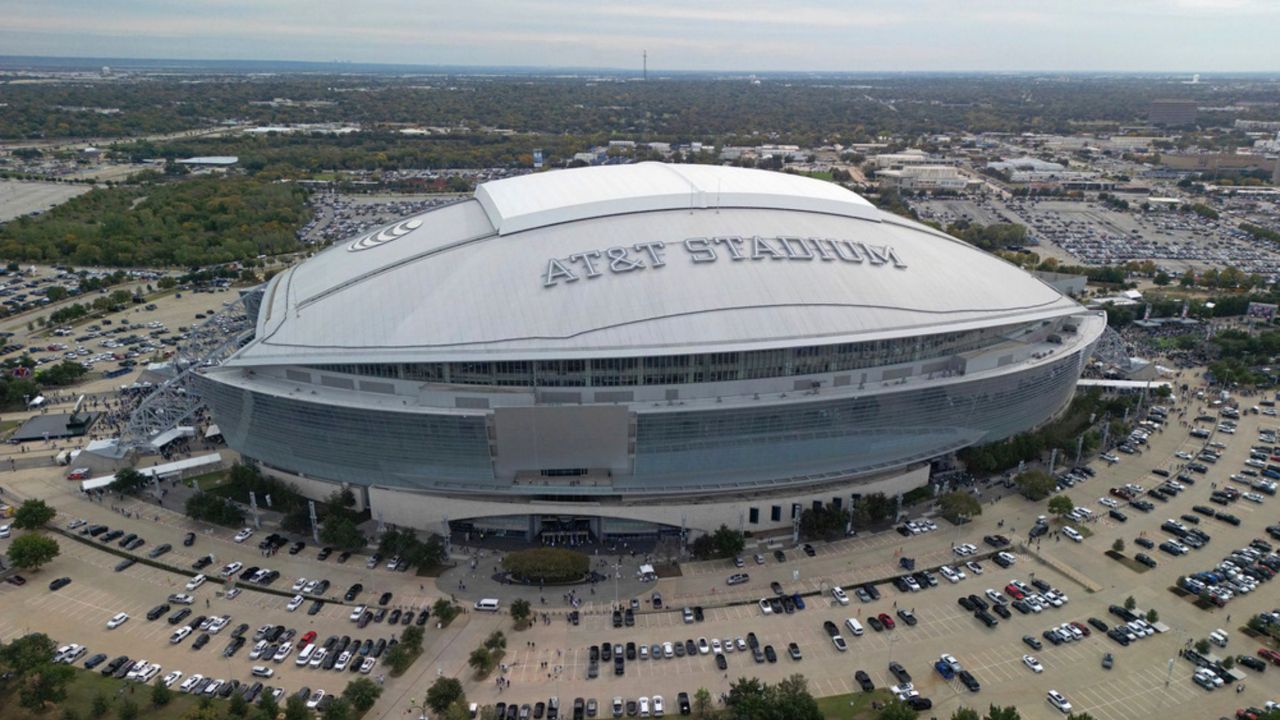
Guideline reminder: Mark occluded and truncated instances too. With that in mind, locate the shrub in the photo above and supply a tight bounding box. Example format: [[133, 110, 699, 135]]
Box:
[[501, 548, 589, 583]]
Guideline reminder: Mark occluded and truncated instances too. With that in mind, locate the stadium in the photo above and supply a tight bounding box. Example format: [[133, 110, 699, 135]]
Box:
[[195, 163, 1106, 542]]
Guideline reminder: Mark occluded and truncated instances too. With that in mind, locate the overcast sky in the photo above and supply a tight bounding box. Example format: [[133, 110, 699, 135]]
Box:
[[2, 0, 1276, 73]]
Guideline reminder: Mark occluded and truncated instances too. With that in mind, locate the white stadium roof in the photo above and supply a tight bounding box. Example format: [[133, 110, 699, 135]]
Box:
[[235, 163, 1082, 366]]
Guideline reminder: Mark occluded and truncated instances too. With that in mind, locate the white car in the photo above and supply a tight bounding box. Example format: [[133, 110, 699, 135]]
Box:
[[758, 598, 773, 615], [287, 595, 304, 612], [170, 626, 193, 644], [711, 638, 722, 654], [169, 593, 194, 605], [1176, 451, 1193, 460], [138, 664, 161, 683], [303, 579, 320, 594], [208, 615, 230, 634], [939, 654, 961, 672], [1062, 527, 1083, 543], [697, 637, 710, 655], [162, 671, 183, 688], [349, 605, 366, 621], [220, 562, 243, 577], [178, 674, 203, 693], [1244, 492, 1265, 503], [233, 528, 254, 543], [966, 561, 984, 575], [0, 524, 10, 538], [831, 586, 849, 605], [359, 656, 376, 674], [335, 651, 352, 671], [66, 518, 87, 530], [251, 665, 274, 678], [1098, 497, 1119, 508], [1047, 690, 1072, 713], [1023, 655, 1044, 673], [185, 574, 206, 591], [273, 644, 293, 662], [249, 640, 268, 660], [107, 612, 129, 629], [225, 587, 241, 600], [638, 697, 650, 717], [291, 578, 308, 593], [203, 679, 223, 696], [652, 695, 664, 716]]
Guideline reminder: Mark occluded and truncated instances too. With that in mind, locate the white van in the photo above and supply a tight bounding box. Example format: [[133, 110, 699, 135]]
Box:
[[474, 598, 501, 612], [844, 618, 864, 636], [296, 644, 316, 666], [1209, 629, 1229, 647]]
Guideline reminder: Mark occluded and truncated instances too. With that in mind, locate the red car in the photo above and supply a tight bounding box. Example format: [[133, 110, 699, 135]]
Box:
[[878, 613, 895, 630], [297, 631, 317, 649], [1259, 648, 1280, 666], [1004, 584, 1024, 599], [1070, 621, 1091, 637]]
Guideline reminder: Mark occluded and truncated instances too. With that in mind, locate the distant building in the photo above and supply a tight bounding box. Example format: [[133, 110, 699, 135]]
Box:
[[873, 149, 932, 169], [178, 156, 239, 167], [877, 165, 973, 192], [1149, 100, 1197, 127], [1160, 152, 1277, 175]]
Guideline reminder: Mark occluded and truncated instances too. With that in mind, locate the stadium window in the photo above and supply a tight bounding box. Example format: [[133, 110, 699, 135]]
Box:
[[748, 507, 759, 525], [770, 505, 781, 522]]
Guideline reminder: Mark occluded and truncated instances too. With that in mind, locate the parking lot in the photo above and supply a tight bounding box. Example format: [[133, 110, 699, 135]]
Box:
[[3, 365, 1280, 719]]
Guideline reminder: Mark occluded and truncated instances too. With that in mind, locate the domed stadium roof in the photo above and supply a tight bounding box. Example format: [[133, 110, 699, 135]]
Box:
[[236, 163, 1082, 366]]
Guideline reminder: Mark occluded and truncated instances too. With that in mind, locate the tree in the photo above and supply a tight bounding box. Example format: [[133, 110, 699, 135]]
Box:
[[321, 697, 353, 720], [985, 706, 1022, 720], [425, 677, 465, 714], [501, 547, 588, 582], [13, 499, 56, 530], [402, 624, 425, 652], [510, 598, 531, 628], [228, 693, 249, 717], [19, 663, 74, 711], [468, 647, 493, 675], [320, 516, 366, 551], [712, 524, 746, 558], [1112, 538, 1124, 553], [116, 699, 139, 720], [1146, 608, 1159, 623], [877, 699, 919, 720], [90, 692, 110, 719], [0, 632, 58, 675], [1047, 494, 1075, 518], [433, 597, 459, 625], [110, 467, 150, 495], [952, 709, 981, 720], [284, 695, 310, 720], [692, 688, 713, 718], [1153, 271, 1170, 286], [1195, 638, 1211, 654], [1124, 596, 1136, 611], [152, 677, 173, 707], [256, 692, 280, 720], [938, 491, 982, 523], [62, 708, 81, 720], [483, 630, 506, 651], [343, 677, 383, 713], [1015, 470, 1056, 501], [8, 533, 60, 571]]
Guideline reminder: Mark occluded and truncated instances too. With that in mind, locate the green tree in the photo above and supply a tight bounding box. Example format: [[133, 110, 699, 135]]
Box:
[[985, 706, 1022, 720], [228, 693, 249, 717], [1015, 470, 1056, 501], [284, 695, 310, 720], [402, 624, 425, 650], [151, 677, 172, 707], [425, 677, 465, 714], [692, 688, 713, 718], [116, 699, 139, 720], [343, 677, 383, 713], [1112, 538, 1124, 553], [8, 532, 60, 571], [61, 708, 81, 720], [90, 692, 110, 719], [510, 598, 531, 628], [19, 663, 75, 711], [468, 647, 493, 675], [1047, 494, 1075, 518], [321, 697, 353, 720], [13, 498, 56, 530], [319, 516, 366, 551], [110, 467, 150, 494], [1195, 638, 1210, 654], [1146, 608, 1159, 623], [1124, 596, 1136, 611], [952, 709, 981, 720], [256, 691, 279, 720], [0, 632, 58, 675], [483, 630, 506, 651], [712, 524, 746, 558], [433, 597, 459, 625], [1153, 271, 1170, 286], [938, 491, 982, 523], [877, 699, 919, 720]]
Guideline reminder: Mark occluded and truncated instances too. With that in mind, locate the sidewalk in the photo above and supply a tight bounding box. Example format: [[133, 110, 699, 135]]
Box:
[[436, 549, 659, 613]]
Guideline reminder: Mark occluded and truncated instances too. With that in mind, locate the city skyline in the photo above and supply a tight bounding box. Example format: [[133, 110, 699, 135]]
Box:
[[2, 0, 1277, 73]]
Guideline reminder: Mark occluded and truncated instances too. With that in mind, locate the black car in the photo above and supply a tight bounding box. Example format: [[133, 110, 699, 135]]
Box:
[[1109, 509, 1128, 522], [678, 692, 691, 715], [193, 633, 210, 650], [1087, 617, 1109, 632], [715, 653, 727, 670], [855, 670, 874, 692], [193, 555, 214, 570], [897, 608, 918, 626], [957, 596, 975, 611], [308, 600, 324, 616], [318, 547, 333, 560], [906, 697, 932, 711], [1135, 537, 1155, 549], [388, 609, 402, 624], [48, 577, 71, 591], [624, 608, 634, 626], [146, 604, 171, 621], [288, 541, 306, 555], [1135, 553, 1158, 568], [693, 606, 704, 622], [416, 609, 430, 626], [1022, 635, 1042, 650], [378, 591, 393, 606], [344, 584, 363, 601], [1215, 512, 1242, 526], [168, 608, 192, 625], [338, 551, 352, 563], [992, 603, 1011, 619], [83, 653, 108, 670], [1236, 655, 1267, 672], [773, 549, 786, 562], [958, 670, 980, 692], [802, 543, 816, 557], [888, 661, 911, 684], [114, 558, 135, 572], [101, 655, 129, 676], [975, 610, 997, 627], [1193, 505, 1215, 516], [763, 645, 777, 663], [867, 615, 884, 632], [967, 594, 988, 611]]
